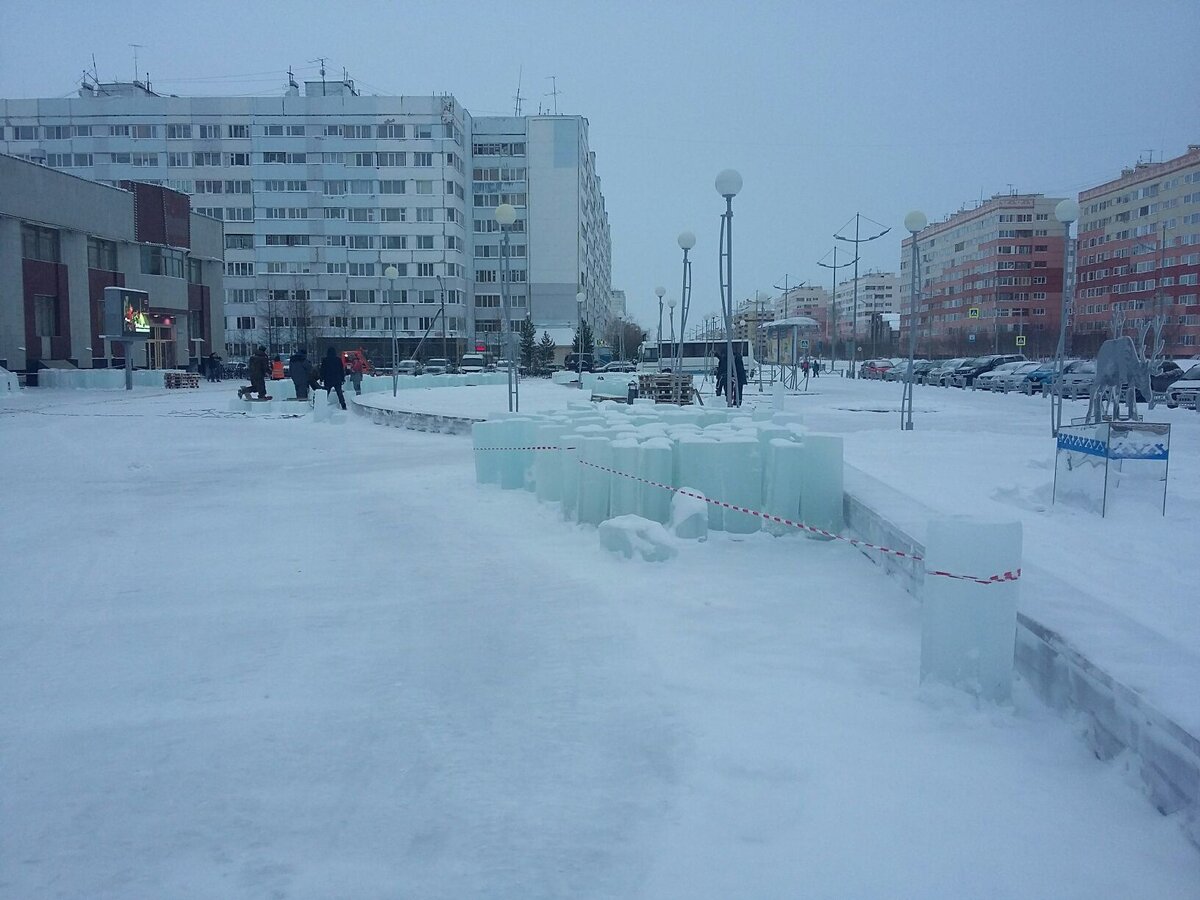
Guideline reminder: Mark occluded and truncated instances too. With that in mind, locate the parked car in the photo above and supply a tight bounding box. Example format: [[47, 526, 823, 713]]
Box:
[[458, 353, 487, 373], [395, 360, 422, 376], [991, 361, 1042, 391], [974, 361, 1030, 391], [859, 359, 894, 379], [595, 360, 637, 373], [924, 358, 967, 386], [1060, 359, 1097, 398], [956, 354, 1026, 387], [883, 359, 928, 381], [563, 353, 595, 372], [1165, 363, 1200, 408], [423, 358, 451, 375], [1150, 359, 1185, 394]]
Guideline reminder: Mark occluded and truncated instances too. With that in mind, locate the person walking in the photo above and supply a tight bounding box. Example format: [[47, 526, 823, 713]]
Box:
[[813, 359, 821, 377], [240, 346, 270, 400], [714, 347, 727, 400], [349, 354, 365, 395], [732, 350, 748, 406], [207, 352, 222, 382], [801, 359, 810, 377], [321, 346, 347, 409], [289, 348, 313, 400]]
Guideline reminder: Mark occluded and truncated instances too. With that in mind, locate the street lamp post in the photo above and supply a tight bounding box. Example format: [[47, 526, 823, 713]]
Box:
[[834, 212, 890, 378], [1051, 198, 1079, 436], [716, 169, 742, 407], [676, 232, 695, 374], [384, 265, 400, 397], [666, 296, 676, 370], [495, 202, 517, 411], [576, 290, 586, 382], [818, 246, 857, 377], [901, 210, 927, 431], [655, 285, 666, 369]]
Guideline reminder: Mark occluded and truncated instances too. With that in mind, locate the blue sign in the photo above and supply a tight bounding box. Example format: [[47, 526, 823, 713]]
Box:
[[1057, 433, 1107, 458]]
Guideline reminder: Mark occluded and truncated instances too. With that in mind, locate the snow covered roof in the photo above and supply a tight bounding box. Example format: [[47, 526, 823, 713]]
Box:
[[760, 316, 821, 331]]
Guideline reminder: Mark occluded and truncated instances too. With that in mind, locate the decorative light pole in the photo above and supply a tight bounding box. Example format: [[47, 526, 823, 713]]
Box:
[[676, 232, 695, 374], [834, 212, 890, 378], [576, 290, 586, 382], [901, 210, 927, 431], [818, 246, 857, 376], [495, 202, 517, 411], [655, 285, 666, 369], [716, 169, 742, 407], [666, 296, 677, 370], [1051, 198, 1079, 436], [384, 265, 400, 397]]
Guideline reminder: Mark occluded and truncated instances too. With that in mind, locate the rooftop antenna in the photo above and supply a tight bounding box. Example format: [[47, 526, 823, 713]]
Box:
[[309, 57, 327, 95], [513, 65, 524, 116], [1006, 183, 1015, 196], [287, 66, 299, 90], [545, 75, 561, 115], [1141, 148, 1156, 164], [129, 43, 144, 84]]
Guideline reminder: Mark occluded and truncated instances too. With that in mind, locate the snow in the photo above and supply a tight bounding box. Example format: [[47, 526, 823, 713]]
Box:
[[1, 380, 1198, 897]]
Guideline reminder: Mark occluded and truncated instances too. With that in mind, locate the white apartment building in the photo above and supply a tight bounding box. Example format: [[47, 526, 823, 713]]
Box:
[[833, 271, 900, 342], [0, 78, 613, 363]]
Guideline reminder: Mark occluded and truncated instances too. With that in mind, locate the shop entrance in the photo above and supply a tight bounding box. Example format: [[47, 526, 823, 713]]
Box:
[[145, 322, 176, 369]]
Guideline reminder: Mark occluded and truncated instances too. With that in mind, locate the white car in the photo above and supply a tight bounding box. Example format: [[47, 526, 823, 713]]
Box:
[[423, 358, 451, 375], [458, 354, 487, 373]]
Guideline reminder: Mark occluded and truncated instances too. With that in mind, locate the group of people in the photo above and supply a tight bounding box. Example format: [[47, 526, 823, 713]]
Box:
[[203, 353, 222, 382], [714, 347, 748, 406], [801, 359, 822, 377], [239, 346, 352, 409]]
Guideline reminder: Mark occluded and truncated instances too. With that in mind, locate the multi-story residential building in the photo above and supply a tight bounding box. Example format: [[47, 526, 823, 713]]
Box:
[[0, 152, 223, 374], [0, 78, 613, 364], [900, 194, 1066, 359], [1074, 145, 1200, 357], [833, 271, 900, 358], [733, 298, 774, 362], [767, 285, 830, 361]]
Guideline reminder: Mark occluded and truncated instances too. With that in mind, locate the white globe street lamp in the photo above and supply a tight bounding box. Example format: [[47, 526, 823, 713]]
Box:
[[715, 169, 742, 405], [384, 265, 400, 397], [676, 232, 695, 374], [900, 211, 927, 430], [1051, 199, 1080, 435]]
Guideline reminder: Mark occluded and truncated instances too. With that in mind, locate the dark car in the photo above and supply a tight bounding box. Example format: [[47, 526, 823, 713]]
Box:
[[956, 353, 1026, 387], [1150, 360, 1185, 394], [564, 353, 594, 372]]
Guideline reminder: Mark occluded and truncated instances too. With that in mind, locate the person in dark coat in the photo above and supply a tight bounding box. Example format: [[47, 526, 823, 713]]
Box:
[[714, 347, 727, 400], [732, 351, 748, 406], [320, 347, 347, 409], [289, 349, 313, 400], [241, 346, 270, 399]]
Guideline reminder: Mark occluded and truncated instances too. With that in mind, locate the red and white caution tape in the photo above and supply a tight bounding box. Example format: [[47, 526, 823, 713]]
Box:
[[475, 446, 1020, 585]]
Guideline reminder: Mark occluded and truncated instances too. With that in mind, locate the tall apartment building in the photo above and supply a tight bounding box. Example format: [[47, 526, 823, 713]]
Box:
[[0, 78, 613, 363], [1074, 145, 1200, 357], [833, 271, 900, 356], [900, 194, 1066, 359], [1, 153, 223, 373]]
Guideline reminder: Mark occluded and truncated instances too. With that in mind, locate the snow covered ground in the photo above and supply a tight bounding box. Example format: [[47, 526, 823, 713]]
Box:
[[1, 381, 1198, 898]]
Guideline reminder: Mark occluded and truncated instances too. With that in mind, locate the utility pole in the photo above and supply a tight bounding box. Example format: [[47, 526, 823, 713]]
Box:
[[818, 246, 857, 376], [835, 212, 890, 377]]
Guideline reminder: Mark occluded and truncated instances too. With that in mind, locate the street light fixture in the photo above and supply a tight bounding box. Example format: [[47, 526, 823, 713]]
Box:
[[666, 296, 677, 370], [900, 210, 927, 431], [384, 265, 400, 397], [576, 290, 587, 382], [495, 202, 517, 411], [676, 232, 695, 374], [715, 168, 742, 407], [654, 285, 666, 369], [1051, 198, 1080, 436], [834, 212, 890, 378]]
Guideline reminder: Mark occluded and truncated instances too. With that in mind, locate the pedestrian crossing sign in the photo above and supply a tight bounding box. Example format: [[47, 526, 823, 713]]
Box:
[[1016, 335, 1026, 347], [968, 307, 980, 318]]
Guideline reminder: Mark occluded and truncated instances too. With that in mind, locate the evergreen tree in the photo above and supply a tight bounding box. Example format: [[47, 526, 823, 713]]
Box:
[[537, 331, 556, 370], [518, 317, 537, 369], [573, 320, 595, 355]]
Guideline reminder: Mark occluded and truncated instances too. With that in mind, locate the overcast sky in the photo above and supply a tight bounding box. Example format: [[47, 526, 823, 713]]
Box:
[[3, 0, 1199, 330]]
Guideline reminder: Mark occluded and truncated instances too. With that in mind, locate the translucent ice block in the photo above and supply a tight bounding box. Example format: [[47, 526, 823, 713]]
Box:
[[534, 423, 568, 502], [559, 432, 583, 519], [637, 438, 674, 524], [800, 434, 843, 539], [609, 438, 641, 518], [471, 420, 504, 484], [577, 435, 613, 525], [764, 438, 804, 536], [675, 434, 723, 531], [719, 434, 762, 533], [920, 517, 1022, 703]]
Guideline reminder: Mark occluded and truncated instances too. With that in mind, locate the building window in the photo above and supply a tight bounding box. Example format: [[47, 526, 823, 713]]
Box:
[[131, 152, 160, 167], [416, 235, 434, 250], [34, 294, 60, 337], [227, 152, 251, 166], [167, 152, 192, 167], [131, 125, 157, 139], [166, 124, 192, 139], [415, 180, 434, 195], [197, 124, 218, 139], [227, 124, 250, 139], [21, 224, 61, 262], [235, 316, 256, 330], [87, 236, 118, 271], [377, 124, 405, 138], [417, 262, 435, 277], [141, 246, 186, 278], [187, 258, 203, 285]]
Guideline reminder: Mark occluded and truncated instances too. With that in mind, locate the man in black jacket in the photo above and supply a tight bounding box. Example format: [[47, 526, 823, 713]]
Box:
[[320, 347, 347, 409], [239, 346, 270, 399], [289, 349, 313, 400]]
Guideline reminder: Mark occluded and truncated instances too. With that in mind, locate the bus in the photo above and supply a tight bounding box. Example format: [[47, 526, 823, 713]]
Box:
[[638, 340, 756, 378]]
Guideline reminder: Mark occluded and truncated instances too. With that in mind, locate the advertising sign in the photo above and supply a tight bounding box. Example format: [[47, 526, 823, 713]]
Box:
[[103, 287, 152, 340]]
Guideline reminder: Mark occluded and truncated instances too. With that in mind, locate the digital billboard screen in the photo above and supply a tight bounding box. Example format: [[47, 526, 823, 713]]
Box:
[[122, 293, 150, 337]]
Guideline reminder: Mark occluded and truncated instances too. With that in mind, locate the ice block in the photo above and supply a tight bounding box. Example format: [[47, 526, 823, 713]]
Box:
[[637, 438, 674, 524], [920, 517, 1022, 703], [800, 434, 843, 538], [609, 438, 641, 518]]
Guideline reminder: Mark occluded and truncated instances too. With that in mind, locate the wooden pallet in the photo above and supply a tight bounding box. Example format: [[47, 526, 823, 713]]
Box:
[[637, 373, 695, 405], [164, 372, 200, 389]]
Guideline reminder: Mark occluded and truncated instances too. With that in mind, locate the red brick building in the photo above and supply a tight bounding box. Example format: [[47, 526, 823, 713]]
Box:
[[900, 194, 1067, 359], [1074, 145, 1200, 358]]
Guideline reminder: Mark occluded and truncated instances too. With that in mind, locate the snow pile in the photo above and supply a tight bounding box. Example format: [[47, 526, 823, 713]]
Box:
[[598, 514, 678, 561], [669, 487, 708, 540]]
